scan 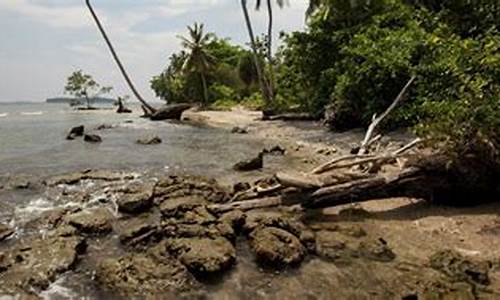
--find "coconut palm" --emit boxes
[241,0,272,106]
[178,23,215,105]
[256,0,286,102]
[85,0,156,114]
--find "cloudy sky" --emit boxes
[0,0,308,102]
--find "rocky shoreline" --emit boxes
[1,169,499,299]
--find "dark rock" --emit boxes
[136,136,162,145]
[429,249,490,285]
[150,104,192,121]
[249,227,306,267]
[264,145,286,155]
[117,191,153,214]
[165,237,236,274]
[233,182,252,194]
[65,208,113,235]
[231,126,248,134]
[95,124,114,130]
[97,251,195,297]
[350,146,361,155]
[233,182,251,194]
[66,125,84,140]
[0,236,86,290]
[233,152,264,172]
[116,107,132,114]
[84,134,102,143]
[0,224,14,242]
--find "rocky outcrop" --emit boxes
[65,208,113,235]
[429,249,490,285]
[117,188,154,214]
[84,134,102,143]
[136,136,162,145]
[0,236,86,292]
[164,237,236,274]
[97,251,196,297]
[0,224,14,242]
[66,125,84,140]
[249,227,306,267]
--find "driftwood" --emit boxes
[358,76,416,155]
[149,104,192,121]
[208,197,282,213]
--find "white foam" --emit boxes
[20,111,44,116]
[0,113,7,117]
[39,276,77,300]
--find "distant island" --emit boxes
[46,97,117,105]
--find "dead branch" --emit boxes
[358,76,416,155]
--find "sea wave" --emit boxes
[0,113,7,117]
[20,111,44,116]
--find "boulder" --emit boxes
[165,237,236,274]
[117,191,153,214]
[0,224,14,242]
[233,152,264,172]
[136,136,162,145]
[66,125,84,140]
[97,252,195,297]
[65,208,113,234]
[249,227,306,267]
[84,134,102,143]
[218,209,246,230]
[150,104,192,121]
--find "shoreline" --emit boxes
[0,108,499,299]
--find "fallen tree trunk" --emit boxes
[303,154,500,209]
[208,197,282,213]
[149,104,192,121]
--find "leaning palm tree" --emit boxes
[85,0,156,114]
[178,23,215,105]
[241,0,272,106]
[256,0,286,102]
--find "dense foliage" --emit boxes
[151,26,263,109]
[276,0,499,163]
[152,1,499,165]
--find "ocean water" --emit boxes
[0,102,272,178]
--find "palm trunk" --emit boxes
[85,0,156,114]
[200,73,209,106]
[240,0,271,106]
[266,0,275,102]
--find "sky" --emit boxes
[0,0,308,103]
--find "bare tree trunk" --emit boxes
[265,0,275,102]
[200,73,209,106]
[241,0,271,106]
[85,0,156,114]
